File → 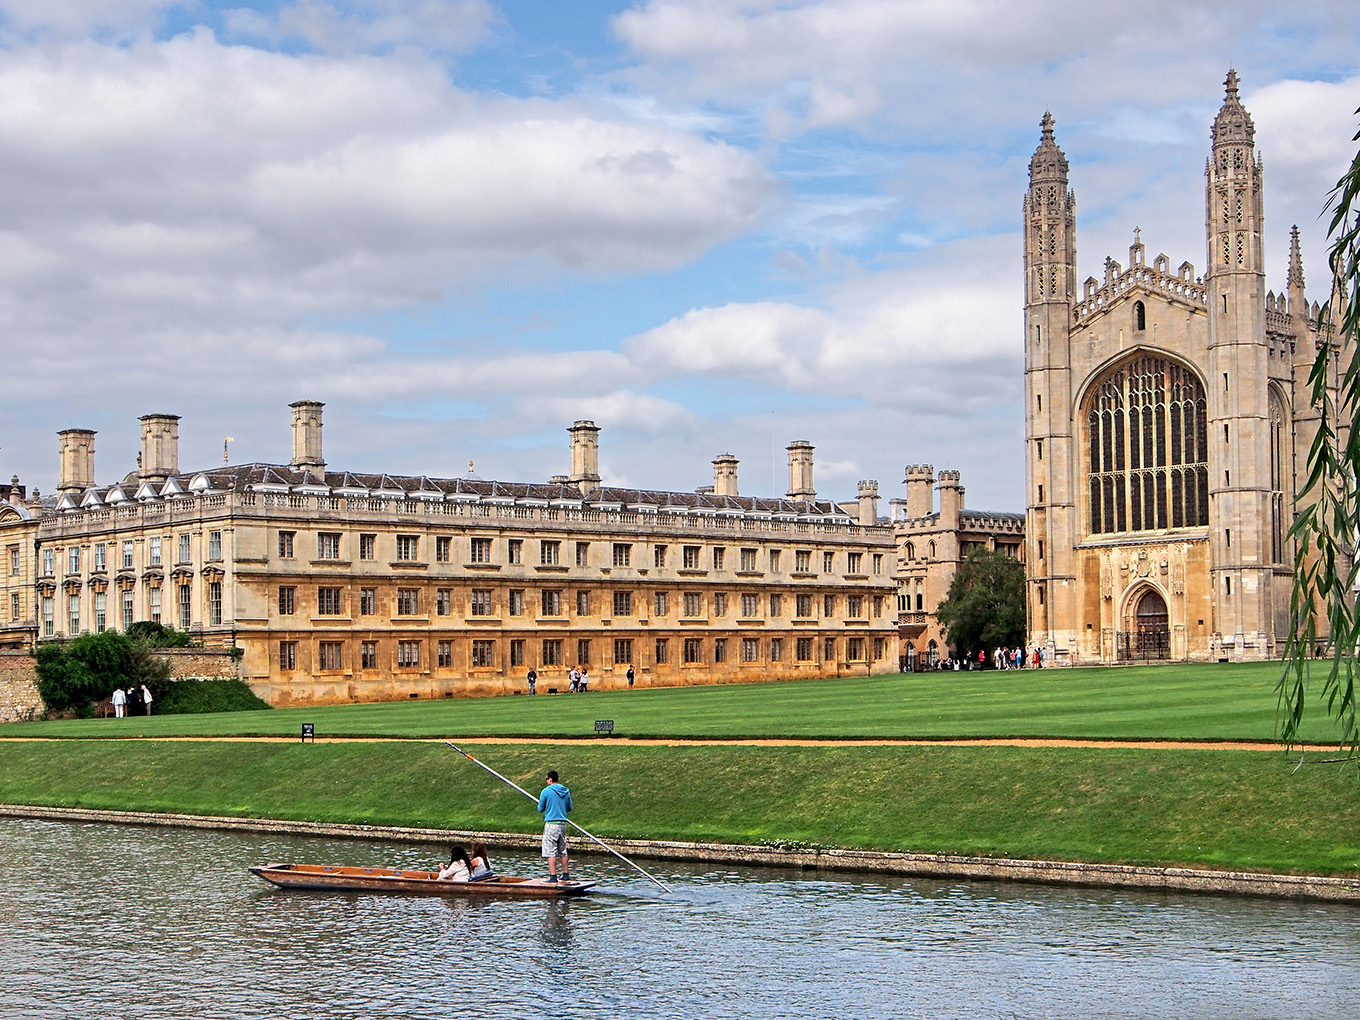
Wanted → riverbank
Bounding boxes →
[2,739,1357,880]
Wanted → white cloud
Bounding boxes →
[0,0,176,37]
[224,0,498,55]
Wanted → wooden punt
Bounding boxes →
[249,863,596,897]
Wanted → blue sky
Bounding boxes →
[0,0,1357,512]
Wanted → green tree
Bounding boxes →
[1282,106,1360,760]
[33,631,171,714]
[935,548,1026,657]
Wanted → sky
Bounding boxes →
[0,1,1357,512]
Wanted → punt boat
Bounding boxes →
[249,863,596,897]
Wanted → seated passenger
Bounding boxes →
[436,845,472,882]
[468,841,494,880]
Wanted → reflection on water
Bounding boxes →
[1,818,1357,1019]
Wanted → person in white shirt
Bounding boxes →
[111,688,126,718]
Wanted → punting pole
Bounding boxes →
[445,741,673,894]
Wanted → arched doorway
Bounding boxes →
[1132,588,1170,659]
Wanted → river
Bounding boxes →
[1,818,1356,1019]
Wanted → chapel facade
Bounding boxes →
[1024,71,1345,664]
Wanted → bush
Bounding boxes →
[35,631,173,715]
[154,679,270,715]
[34,641,101,714]
[125,621,192,647]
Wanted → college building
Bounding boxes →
[1024,71,1347,664]
[0,403,897,704]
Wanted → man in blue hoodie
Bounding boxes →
[537,770,573,882]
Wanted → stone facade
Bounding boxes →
[0,651,41,721]
[891,467,1024,666]
[0,407,897,706]
[1024,71,1347,664]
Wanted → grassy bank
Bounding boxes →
[3,661,1349,744]
[1,740,1356,875]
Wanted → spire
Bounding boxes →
[1211,68,1254,148]
[1288,225,1305,292]
[1028,111,1069,185]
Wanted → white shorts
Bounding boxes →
[541,822,568,858]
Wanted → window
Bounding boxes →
[278,532,294,559]
[121,590,133,631]
[359,534,376,560]
[712,547,725,570]
[1134,300,1146,331]
[317,533,341,560]
[847,595,863,619]
[471,589,493,616]
[683,638,703,664]
[318,642,343,671]
[542,589,562,616]
[541,639,563,666]
[847,552,862,574]
[795,550,811,573]
[796,637,813,662]
[823,551,835,573]
[397,640,421,668]
[508,539,523,564]
[770,638,783,662]
[713,593,727,617]
[279,641,297,670]
[149,587,161,624]
[510,639,525,667]
[613,591,633,616]
[653,591,668,616]
[178,583,192,630]
[824,638,836,662]
[278,586,296,615]
[508,589,525,616]
[177,534,191,564]
[436,536,452,563]
[873,637,886,660]
[576,590,591,616]
[42,549,53,576]
[654,544,667,568]
[68,547,80,574]
[847,637,865,662]
[208,581,222,625]
[440,641,455,667]
[872,595,883,619]
[713,638,727,663]
[472,640,494,668]
[769,593,782,618]
[613,543,631,567]
[796,594,814,618]
[94,592,106,633]
[42,595,53,637]
[94,544,106,572]
[740,594,760,618]
[541,541,560,566]
[359,588,376,616]
[9,545,19,575]
[361,641,378,669]
[208,531,222,561]
[872,553,883,574]
[575,542,590,567]
[396,535,419,561]
[121,541,133,569]
[654,638,669,664]
[683,546,701,569]
[396,588,420,615]
[824,594,836,617]
[613,639,633,664]
[742,638,760,663]
[740,548,757,571]
[1086,355,1208,535]
[576,639,591,665]
[317,587,342,615]
[439,588,456,614]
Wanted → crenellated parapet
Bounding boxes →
[1074,256,1207,327]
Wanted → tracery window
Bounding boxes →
[1269,388,1288,564]
[1086,356,1208,535]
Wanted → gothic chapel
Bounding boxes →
[1024,71,1346,664]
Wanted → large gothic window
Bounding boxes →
[1269,388,1288,564]
[1087,356,1209,535]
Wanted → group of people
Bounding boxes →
[434,841,494,883]
[110,685,154,718]
[526,666,635,695]
[978,647,1046,670]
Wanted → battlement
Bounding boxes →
[937,470,961,484]
[903,464,934,480]
[1074,254,1206,327]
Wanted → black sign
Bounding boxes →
[594,719,614,736]
[301,723,315,743]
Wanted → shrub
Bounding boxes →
[154,679,270,714]
[34,641,100,714]
[125,621,192,647]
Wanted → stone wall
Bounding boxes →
[0,651,41,722]
[161,649,241,682]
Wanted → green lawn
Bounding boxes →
[1,739,1356,875]
[2,660,1349,744]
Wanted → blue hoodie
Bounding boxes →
[537,782,572,823]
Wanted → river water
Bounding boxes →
[1,818,1357,1019]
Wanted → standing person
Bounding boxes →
[537,769,573,883]
[111,687,126,719]
[568,667,580,693]
[527,667,537,696]
[626,665,635,689]
[141,684,154,715]
[579,667,588,693]
[127,684,143,716]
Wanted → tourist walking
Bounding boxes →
[111,687,126,718]
[537,769,573,883]
[527,667,537,695]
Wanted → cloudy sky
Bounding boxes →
[0,1,1357,511]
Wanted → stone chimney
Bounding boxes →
[786,441,815,501]
[903,464,934,519]
[713,454,739,497]
[290,400,326,475]
[568,420,601,496]
[857,480,879,526]
[938,469,963,529]
[57,428,96,493]
[138,414,181,484]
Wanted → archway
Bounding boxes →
[1132,588,1170,659]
